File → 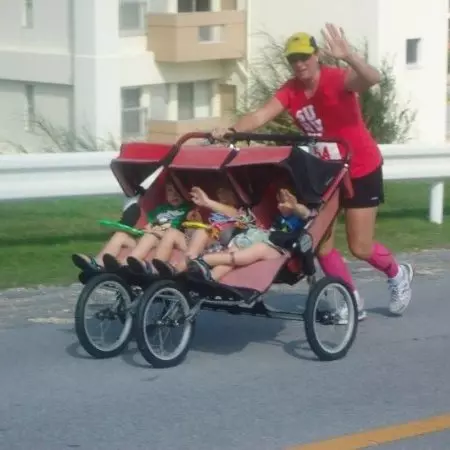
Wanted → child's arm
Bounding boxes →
[292,203,311,220]
[186,208,203,222]
[190,187,238,218]
[146,206,161,227]
[279,189,311,219]
[204,198,238,218]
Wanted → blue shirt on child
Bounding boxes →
[273,214,306,233]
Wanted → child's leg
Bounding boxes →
[153,228,188,262]
[203,243,280,268]
[74,232,135,266]
[72,231,136,271]
[127,228,188,275]
[185,229,210,259]
[98,232,136,262]
[211,265,234,281]
[188,243,281,281]
[175,229,210,272]
[126,233,161,263]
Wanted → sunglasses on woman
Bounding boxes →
[287,53,313,64]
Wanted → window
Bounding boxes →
[194,0,211,11]
[219,83,237,118]
[177,81,213,120]
[149,84,169,120]
[24,84,35,131]
[176,0,218,42]
[221,0,237,10]
[406,38,421,65]
[148,0,168,13]
[119,0,147,35]
[121,88,147,138]
[178,0,211,12]
[194,80,213,118]
[198,25,222,42]
[178,83,195,120]
[22,0,34,28]
[178,0,192,12]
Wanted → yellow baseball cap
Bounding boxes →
[284,32,318,56]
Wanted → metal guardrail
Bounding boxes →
[0,145,449,223]
[0,151,121,199]
[379,145,450,224]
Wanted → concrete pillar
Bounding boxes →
[167,0,178,13]
[168,84,178,120]
[71,0,121,148]
[429,181,444,225]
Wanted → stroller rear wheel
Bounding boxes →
[304,276,358,361]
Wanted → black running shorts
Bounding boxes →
[341,164,385,209]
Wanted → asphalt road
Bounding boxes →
[1,249,450,450]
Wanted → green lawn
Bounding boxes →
[0,195,123,289]
[0,181,449,289]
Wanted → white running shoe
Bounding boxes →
[336,290,367,325]
[387,263,414,315]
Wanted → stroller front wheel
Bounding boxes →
[135,280,196,368]
[74,273,135,359]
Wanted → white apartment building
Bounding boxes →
[0,0,447,153]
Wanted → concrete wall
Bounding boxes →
[0,0,446,152]
[0,81,72,153]
[247,0,448,143]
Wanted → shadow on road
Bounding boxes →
[121,344,150,369]
[65,341,95,360]
[274,338,319,362]
[59,328,93,361]
[62,291,320,366]
[366,306,401,318]
[191,311,285,353]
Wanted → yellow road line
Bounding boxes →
[287,413,450,449]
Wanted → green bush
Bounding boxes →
[238,33,416,144]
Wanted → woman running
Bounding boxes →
[211,23,413,320]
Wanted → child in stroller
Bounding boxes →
[187,187,314,281]
[71,180,193,273]
[127,183,255,276]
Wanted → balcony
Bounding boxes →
[147,10,246,63]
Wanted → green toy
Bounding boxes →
[98,220,145,237]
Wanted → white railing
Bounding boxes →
[0,151,121,199]
[0,144,449,223]
[379,144,450,224]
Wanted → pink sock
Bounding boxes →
[317,249,355,290]
[366,242,399,278]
